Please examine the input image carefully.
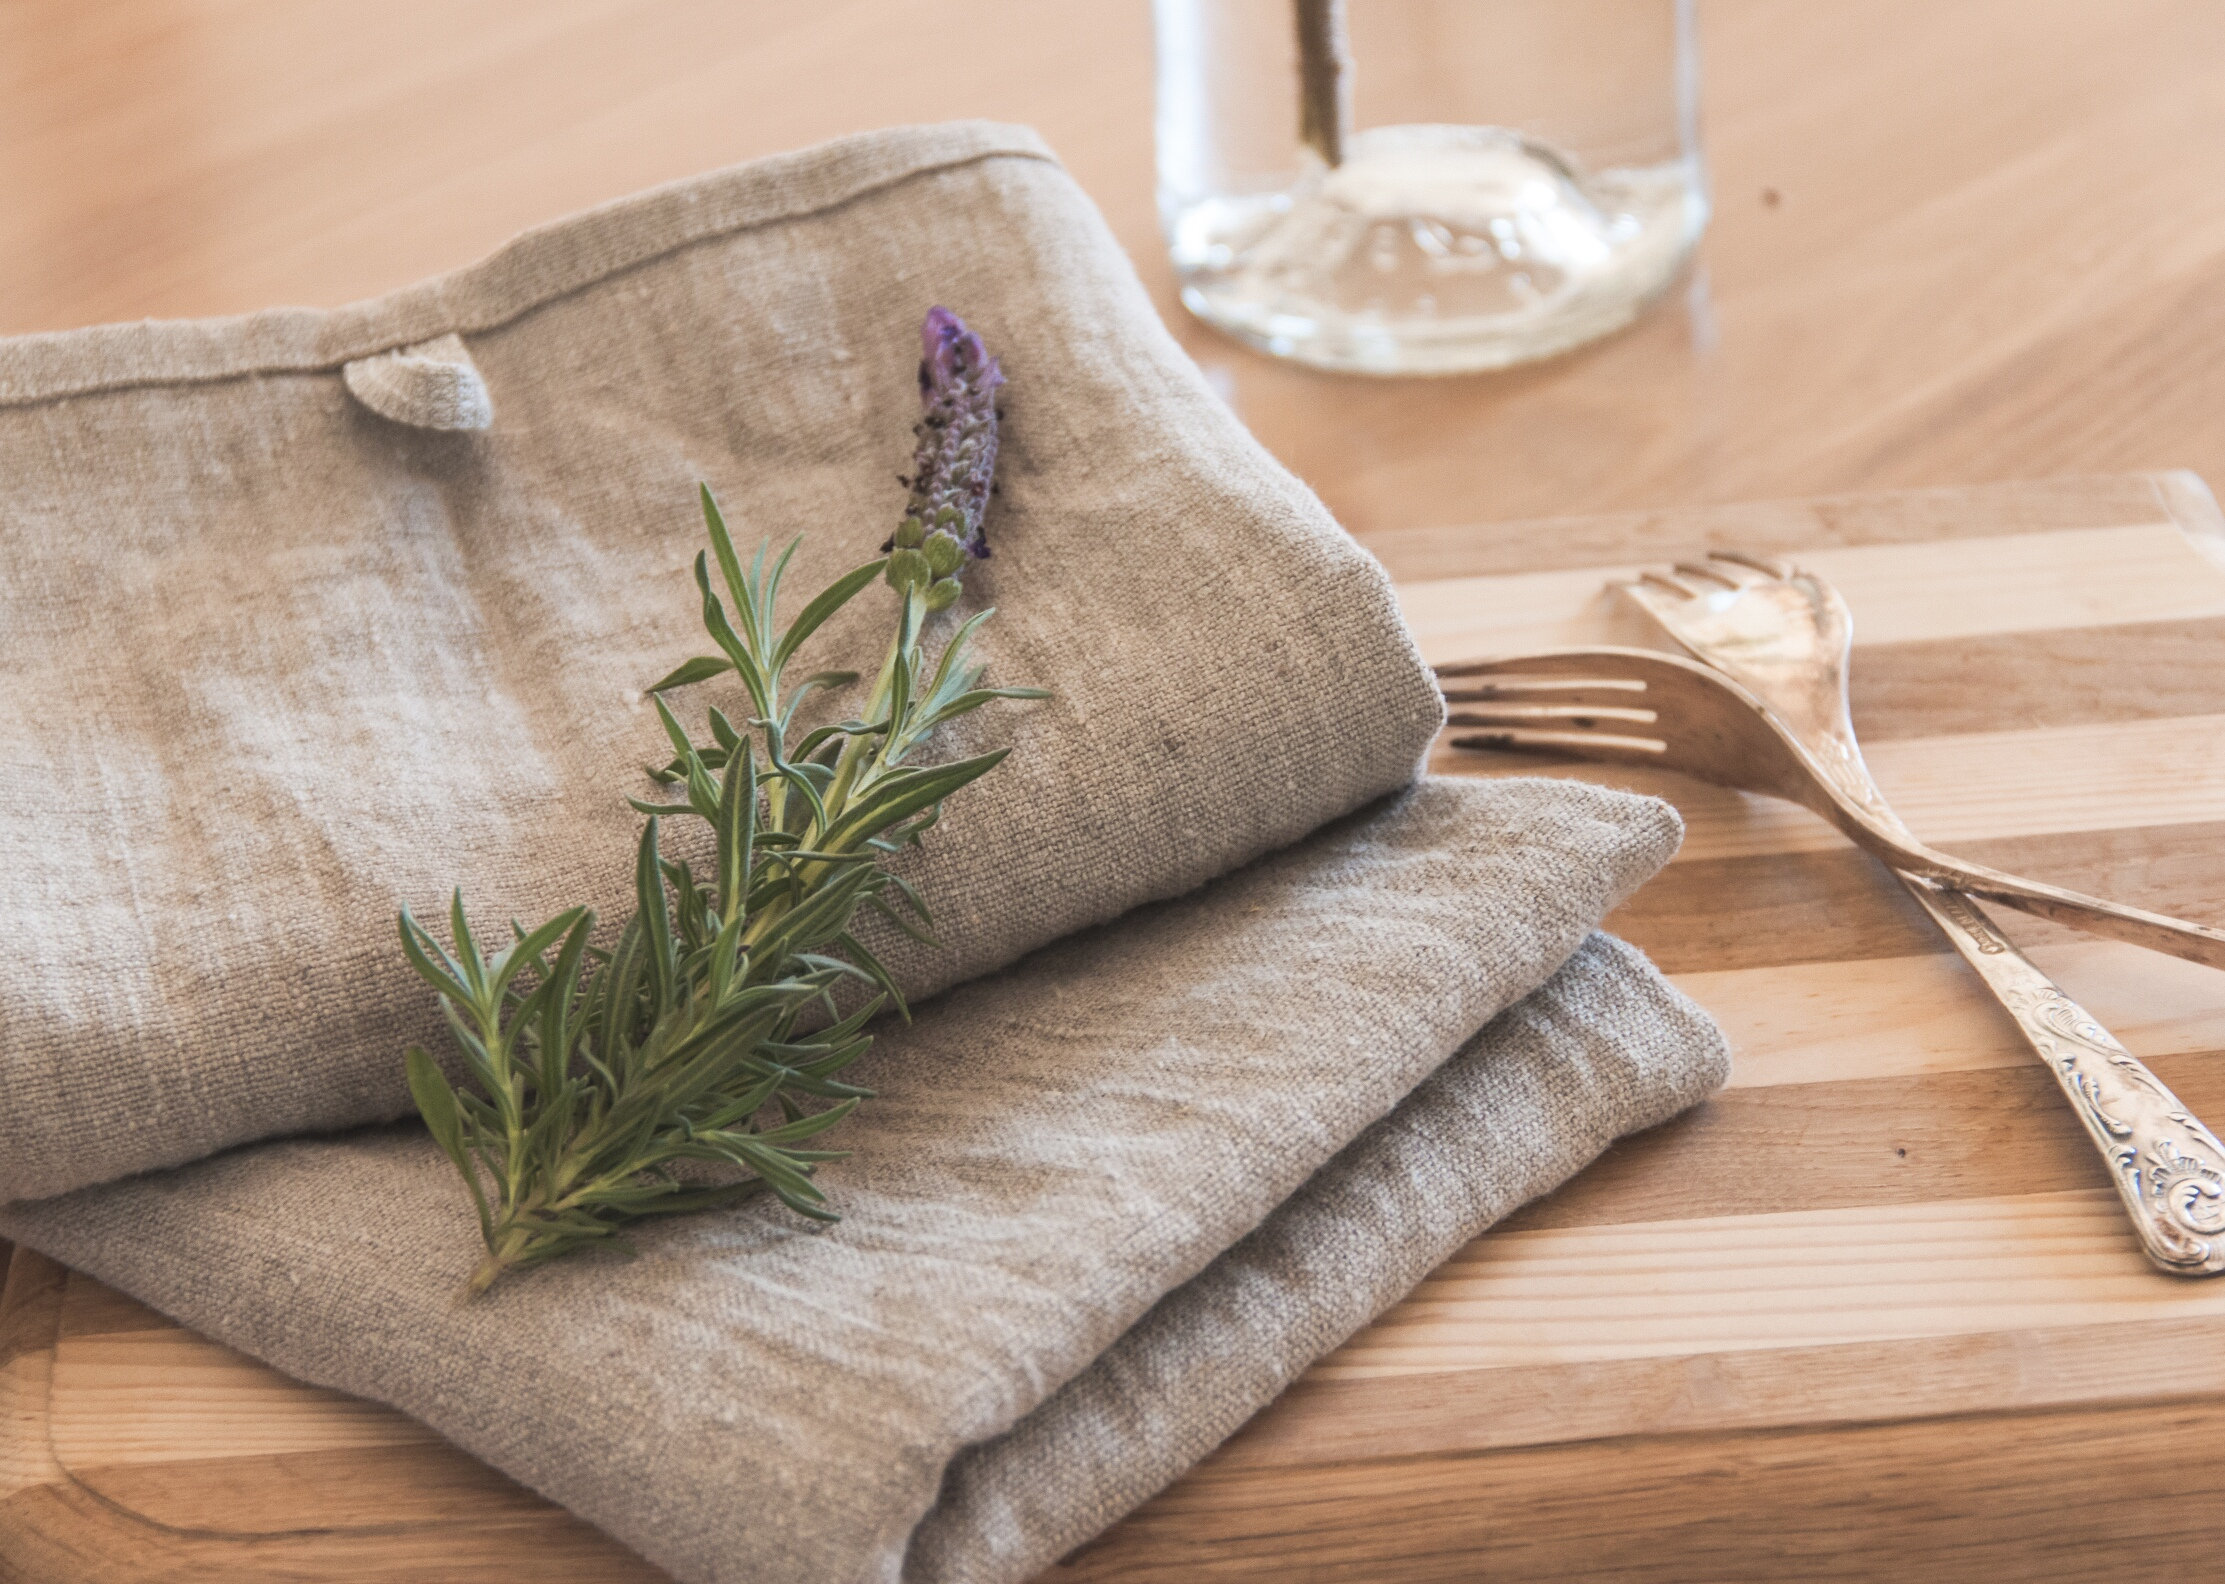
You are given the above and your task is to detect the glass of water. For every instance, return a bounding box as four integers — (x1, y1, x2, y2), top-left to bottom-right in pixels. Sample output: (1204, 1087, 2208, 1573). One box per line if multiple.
(1154, 0, 1708, 375)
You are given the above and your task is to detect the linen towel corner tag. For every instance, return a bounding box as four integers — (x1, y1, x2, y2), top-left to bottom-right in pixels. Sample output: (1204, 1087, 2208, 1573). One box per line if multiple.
(342, 333, 494, 431)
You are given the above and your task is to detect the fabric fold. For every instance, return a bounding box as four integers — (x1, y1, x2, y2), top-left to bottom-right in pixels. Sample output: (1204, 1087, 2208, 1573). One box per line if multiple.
(906, 930, 1725, 1584)
(0, 777, 1725, 1584)
(0, 121, 1446, 1200)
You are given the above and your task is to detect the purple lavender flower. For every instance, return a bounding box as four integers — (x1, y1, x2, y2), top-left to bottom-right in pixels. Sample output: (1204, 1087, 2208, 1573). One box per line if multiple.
(887, 307, 1003, 612)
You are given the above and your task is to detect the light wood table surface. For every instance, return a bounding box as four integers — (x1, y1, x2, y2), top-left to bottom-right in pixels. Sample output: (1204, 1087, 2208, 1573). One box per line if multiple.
(9, 3, 2225, 1580)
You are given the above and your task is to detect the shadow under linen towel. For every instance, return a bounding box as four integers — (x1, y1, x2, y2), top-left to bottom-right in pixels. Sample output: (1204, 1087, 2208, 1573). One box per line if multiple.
(0, 120, 1447, 1202)
(1, 777, 1732, 1584)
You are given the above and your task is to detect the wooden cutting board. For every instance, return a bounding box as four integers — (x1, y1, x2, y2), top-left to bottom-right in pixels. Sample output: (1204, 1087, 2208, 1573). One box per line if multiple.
(9, 471, 2225, 1582)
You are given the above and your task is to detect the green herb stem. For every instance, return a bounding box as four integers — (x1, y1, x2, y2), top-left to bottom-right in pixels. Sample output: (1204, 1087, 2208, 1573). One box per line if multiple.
(401, 485, 1040, 1294)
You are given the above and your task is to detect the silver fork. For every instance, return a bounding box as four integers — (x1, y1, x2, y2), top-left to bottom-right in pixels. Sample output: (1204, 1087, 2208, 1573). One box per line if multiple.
(1630, 552, 2225, 1274)
(1456, 552, 2225, 1275)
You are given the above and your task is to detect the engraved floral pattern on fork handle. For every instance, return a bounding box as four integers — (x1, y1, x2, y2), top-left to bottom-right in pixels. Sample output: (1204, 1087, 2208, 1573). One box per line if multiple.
(1791, 699, 2225, 1274)
(1904, 875, 2225, 1273)
(1800, 637, 2225, 1271)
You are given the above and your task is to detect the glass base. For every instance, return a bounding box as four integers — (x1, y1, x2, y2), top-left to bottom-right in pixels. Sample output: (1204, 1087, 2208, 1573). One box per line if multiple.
(1167, 125, 1708, 376)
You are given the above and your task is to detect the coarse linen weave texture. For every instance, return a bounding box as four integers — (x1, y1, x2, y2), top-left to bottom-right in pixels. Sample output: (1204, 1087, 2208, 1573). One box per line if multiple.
(0, 120, 1448, 1201)
(1, 777, 1730, 1584)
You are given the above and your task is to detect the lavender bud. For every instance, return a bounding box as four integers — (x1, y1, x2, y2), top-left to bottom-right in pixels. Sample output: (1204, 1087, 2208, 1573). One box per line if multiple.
(887, 547, 933, 593)
(923, 531, 966, 577)
(901, 308, 1002, 574)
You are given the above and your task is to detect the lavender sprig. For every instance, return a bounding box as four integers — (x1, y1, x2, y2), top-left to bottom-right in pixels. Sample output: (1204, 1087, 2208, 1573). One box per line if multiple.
(886, 305, 1003, 612)
(400, 309, 1043, 1295)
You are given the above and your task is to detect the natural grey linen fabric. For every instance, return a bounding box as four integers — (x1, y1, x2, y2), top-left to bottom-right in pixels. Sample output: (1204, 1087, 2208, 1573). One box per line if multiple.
(2, 777, 1728, 1584)
(908, 931, 1719, 1584)
(0, 121, 1446, 1201)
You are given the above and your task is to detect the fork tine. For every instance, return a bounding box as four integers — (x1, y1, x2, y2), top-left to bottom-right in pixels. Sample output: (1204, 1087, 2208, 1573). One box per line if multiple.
(1610, 578, 1676, 621)
(1434, 662, 1647, 688)
(1638, 569, 1703, 599)
(1673, 559, 1744, 590)
(1447, 726, 1668, 759)
(1709, 548, 1796, 580)
(1439, 680, 1657, 717)
(1445, 702, 1658, 728)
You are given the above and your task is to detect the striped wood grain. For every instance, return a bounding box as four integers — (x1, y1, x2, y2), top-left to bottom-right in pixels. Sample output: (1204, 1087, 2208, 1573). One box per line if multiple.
(8, 473, 2225, 1584)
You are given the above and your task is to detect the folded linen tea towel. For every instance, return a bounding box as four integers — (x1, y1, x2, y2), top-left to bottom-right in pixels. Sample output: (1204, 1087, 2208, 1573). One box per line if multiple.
(0, 121, 1733, 1581)
(0, 121, 1452, 1200)
(3, 777, 1730, 1584)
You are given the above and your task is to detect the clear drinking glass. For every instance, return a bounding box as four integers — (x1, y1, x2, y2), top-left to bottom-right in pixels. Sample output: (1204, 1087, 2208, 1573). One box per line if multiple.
(1154, 0, 1707, 375)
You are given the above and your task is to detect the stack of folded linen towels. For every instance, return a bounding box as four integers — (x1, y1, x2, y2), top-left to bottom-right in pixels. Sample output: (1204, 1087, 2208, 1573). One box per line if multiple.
(0, 123, 1726, 1584)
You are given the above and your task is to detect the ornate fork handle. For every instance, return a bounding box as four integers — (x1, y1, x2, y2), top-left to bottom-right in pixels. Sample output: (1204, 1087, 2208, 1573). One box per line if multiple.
(1906, 876, 2225, 1274)
(1799, 709, 2225, 1272)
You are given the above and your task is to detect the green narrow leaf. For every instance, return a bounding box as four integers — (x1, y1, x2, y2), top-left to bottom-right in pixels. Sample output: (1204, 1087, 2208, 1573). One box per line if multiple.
(719, 740, 757, 924)
(649, 693, 697, 763)
(488, 906, 590, 1003)
(917, 687, 1051, 733)
(764, 742, 829, 838)
(628, 797, 697, 818)
(771, 558, 889, 675)
(756, 1097, 861, 1145)
(648, 695, 722, 823)
(647, 655, 734, 693)
(590, 912, 645, 1070)
(789, 720, 877, 762)
(745, 537, 772, 643)
(823, 748, 1010, 851)
(749, 861, 880, 959)
(694, 553, 771, 718)
(917, 607, 994, 706)
(885, 871, 933, 926)
(663, 857, 709, 955)
(406, 1046, 492, 1241)
(757, 846, 875, 866)
(729, 1137, 830, 1201)
(834, 929, 909, 1021)
(882, 587, 923, 741)
(704, 909, 748, 1005)
(862, 890, 938, 950)
(700, 484, 756, 648)
(438, 1001, 508, 1111)
(759, 536, 802, 662)
(635, 820, 675, 1016)
(397, 909, 474, 1007)
(684, 756, 722, 828)
(406, 1045, 467, 1157)
(533, 913, 595, 1099)
(448, 889, 486, 998)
